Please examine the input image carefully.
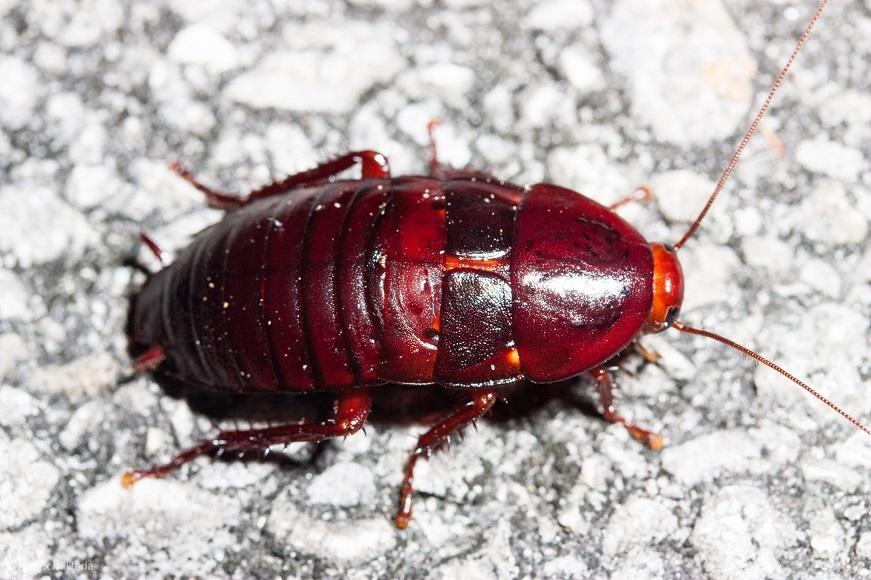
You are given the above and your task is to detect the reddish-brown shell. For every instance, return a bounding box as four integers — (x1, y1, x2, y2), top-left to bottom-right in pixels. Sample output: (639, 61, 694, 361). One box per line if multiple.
(130, 177, 654, 391)
(510, 184, 653, 382)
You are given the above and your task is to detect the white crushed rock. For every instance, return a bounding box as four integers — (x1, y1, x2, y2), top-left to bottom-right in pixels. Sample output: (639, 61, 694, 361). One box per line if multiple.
(45, 92, 86, 145)
(795, 138, 864, 181)
(524, 0, 594, 31)
(307, 462, 377, 507)
(559, 44, 605, 94)
(0, 438, 60, 530)
(59, 400, 108, 451)
(432, 557, 497, 580)
(29, 351, 120, 399)
(690, 485, 799, 580)
(0, 56, 39, 130)
(603, 497, 678, 557)
(819, 90, 871, 127)
(65, 164, 125, 211)
(0, 187, 98, 267)
(542, 555, 590, 579)
(69, 121, 108, 165)
(807, 505, 845, 559)
(168, 23, 240, 73)
(225, 22, 403, 113)
(0, 385, 40, 427)
(610, 547, 666, 580)
(602, 0, 755, 145)
(78, 478, 243, 577)
(0, 525, 52, 577)
(547, 144, 631, 201)
(856, 532, 871, 559)
(679, 244, 741, 311)
(396, 63, 476, 107)
(740, 235, 795, 273)
(653, 170, 716, 223)
(798, 258, 842, 298)
(50, 0, 124, 48)
(267, 497, 396, 563)
(0, 270, 30, 321)
(264, 123, 318, 177)
(800, 458, 862, 493)
(0, 333, 29, 381)
(794, 179, 868, 245)
(662, 423, 800, 486)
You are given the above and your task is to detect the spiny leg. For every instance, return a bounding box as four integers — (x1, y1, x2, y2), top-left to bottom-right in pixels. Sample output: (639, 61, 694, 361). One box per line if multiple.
(588, 367, 662, 449)
(139, 231, 172, 267)
(395, 390, 497, 529)
(122, 390, 372, 487)
(170, 150, 391, 209)
(634, 339, 662, 363)
(608, 185, 654, 210)
(131, 345, 166, 372)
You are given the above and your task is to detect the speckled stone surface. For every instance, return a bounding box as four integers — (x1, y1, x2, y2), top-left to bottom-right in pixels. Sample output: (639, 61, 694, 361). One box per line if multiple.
(1, 0, 869, 578)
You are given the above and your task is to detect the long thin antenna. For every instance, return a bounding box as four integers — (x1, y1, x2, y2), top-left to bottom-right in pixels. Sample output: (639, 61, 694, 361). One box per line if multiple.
(671, 321, 870, 437)
(673, 0, 830, 251)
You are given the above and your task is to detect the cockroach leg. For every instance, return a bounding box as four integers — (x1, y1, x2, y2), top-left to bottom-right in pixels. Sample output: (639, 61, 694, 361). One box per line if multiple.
(394, 390, 497, 529)
(121, 390, 372, 488)
(169, 150, 391, 210)
(634, 339, 663, 363)
(168, 161, 246, 210)
(608, 185, 654, 211)
(588, 367, 663, 450)
(427, 118, 442, 176)
(138, 230, 172, 267)
(131, 345, 166, 372)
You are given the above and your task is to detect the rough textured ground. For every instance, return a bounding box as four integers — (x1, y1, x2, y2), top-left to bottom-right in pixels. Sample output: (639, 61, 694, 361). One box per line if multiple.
(1, 0, 869, 578)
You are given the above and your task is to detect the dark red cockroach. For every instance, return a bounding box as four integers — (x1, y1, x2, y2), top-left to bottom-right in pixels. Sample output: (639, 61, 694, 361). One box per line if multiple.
(123, 0, 867, 528)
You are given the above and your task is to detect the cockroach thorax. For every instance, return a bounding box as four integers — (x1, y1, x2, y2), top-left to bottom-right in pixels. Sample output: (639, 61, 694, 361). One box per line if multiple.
(645, 243, 683, 334)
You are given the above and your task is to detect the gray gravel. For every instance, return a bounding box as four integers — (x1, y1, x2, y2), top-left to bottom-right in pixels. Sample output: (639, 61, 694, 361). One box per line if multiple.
(1, 0, 870, 578)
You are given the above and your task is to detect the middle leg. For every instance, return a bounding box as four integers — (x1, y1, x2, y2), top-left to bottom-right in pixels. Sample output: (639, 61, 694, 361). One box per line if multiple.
(394, 389, 497, 528)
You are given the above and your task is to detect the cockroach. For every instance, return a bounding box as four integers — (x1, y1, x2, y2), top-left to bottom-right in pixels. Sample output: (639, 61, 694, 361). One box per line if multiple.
(123, 0, 867, 528)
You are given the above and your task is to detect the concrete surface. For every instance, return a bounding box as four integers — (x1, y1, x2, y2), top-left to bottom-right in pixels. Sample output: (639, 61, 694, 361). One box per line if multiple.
(0, 0, 869, 578)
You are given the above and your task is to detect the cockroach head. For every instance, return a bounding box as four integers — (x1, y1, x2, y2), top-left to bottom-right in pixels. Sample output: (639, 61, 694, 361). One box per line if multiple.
(645, 243, 683, 333)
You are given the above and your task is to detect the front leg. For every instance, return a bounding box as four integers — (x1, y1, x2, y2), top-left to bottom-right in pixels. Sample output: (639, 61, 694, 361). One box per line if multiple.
(589, 366, 663, 449)
(395, 389, 497, 528)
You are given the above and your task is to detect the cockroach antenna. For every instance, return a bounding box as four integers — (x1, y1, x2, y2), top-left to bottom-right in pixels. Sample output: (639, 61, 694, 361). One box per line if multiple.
(672, 0, 830, 252)
(671, 322, 871, 437)
(667, 0, 870, 437)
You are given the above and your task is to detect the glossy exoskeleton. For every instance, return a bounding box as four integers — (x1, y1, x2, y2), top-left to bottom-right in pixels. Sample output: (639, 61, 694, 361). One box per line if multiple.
(124, 0, 867, 528)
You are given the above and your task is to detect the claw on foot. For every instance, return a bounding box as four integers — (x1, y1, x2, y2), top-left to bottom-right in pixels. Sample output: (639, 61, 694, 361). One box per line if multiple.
(120, 470, 143, 489)
(626, 426, 664, 450)
(394, 513, 411, 529)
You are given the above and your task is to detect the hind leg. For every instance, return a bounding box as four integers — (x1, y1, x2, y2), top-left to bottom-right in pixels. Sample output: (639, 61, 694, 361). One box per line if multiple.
(122, 390, 372, 487)
(170, 150, 391, 209)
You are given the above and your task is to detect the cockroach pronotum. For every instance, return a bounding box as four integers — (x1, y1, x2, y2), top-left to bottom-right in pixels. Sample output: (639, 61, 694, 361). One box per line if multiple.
(123, 0, 867, 528)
